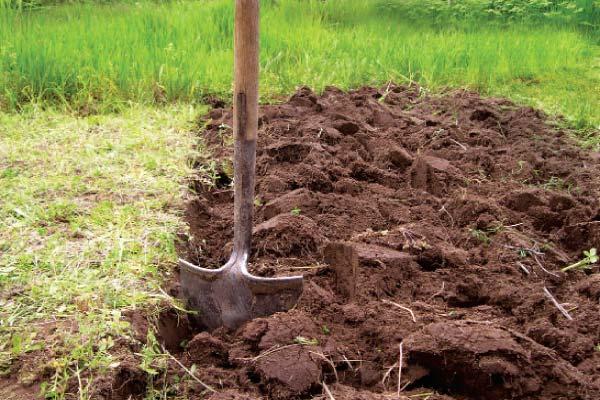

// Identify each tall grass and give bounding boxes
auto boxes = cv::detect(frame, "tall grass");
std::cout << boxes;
[0,0,598,127]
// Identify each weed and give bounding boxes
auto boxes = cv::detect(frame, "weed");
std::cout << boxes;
[562,248,598,272]
[291,207,301,216]
[510,162,529,177]
[540,242,553,252]
[540,176,576,192]
[294,336,319,346]
[469,223,504,245]
[470,228,491,245]
[199,160,221,188]
[138,331,165,377]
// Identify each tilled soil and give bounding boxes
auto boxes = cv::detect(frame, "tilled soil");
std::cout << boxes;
[153,86,600,400]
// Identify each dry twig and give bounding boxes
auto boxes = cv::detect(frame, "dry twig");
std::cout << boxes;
[448,138,467,151]
[309,351,339,382]
[543,287,573,321]
[161,345,216,393]
[322,382,336,400]
[339,354,356,371]
[397,342,404,398]
[517,262,530,275]
[438,205,455,227]
[533,254,560,278]
[382,361,398,389]
[428,282,445,299]
[236,344,300,362]
[382,299,417,323]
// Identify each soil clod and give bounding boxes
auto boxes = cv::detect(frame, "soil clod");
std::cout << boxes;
[323,242,359,300]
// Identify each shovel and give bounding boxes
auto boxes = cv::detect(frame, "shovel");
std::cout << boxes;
[179,0,303,331]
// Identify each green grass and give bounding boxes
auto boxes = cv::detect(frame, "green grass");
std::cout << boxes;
[0,0,599,130]
[0,105,201,398]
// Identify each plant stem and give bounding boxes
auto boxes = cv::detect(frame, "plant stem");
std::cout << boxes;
[562,260,586,272]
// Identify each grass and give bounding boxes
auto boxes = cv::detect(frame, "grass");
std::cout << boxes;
[0,0,598,132]
[0,104,202,398]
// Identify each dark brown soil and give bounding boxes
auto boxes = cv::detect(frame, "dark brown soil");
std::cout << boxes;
[174,85,600,400]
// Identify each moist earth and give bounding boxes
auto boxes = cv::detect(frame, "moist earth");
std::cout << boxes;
[7,85,599,400]
[173,85,600,399]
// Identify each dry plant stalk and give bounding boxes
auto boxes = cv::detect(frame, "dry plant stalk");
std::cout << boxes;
[397,342,404,398]
[161,344,216,393]
[309,351,339,382]
[322,382,336,400]
[236,344,300,362]
[543,287,573,321]
[382,299,417,323]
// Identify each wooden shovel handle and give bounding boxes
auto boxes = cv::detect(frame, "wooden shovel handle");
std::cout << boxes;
[234,0,259,141]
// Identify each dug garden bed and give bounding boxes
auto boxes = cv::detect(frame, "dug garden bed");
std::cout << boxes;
[117,85,600,399]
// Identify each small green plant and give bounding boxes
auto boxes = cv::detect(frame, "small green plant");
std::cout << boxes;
[322,325,330,335]
[138,331,166,376]
[469,228,491,245]
[562,248,598,272]
[200,160,220,188]
[290,207,301,216]
[254,196,263,207]
[469,223,504,246]
[518,248,529,258]
[595,344,600,352]
[541,176,575,192]
[293,336,319,346]
[221,160,234,180]
[516,160,526,172]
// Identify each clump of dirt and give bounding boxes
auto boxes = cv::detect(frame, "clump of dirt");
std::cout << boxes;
[92,361,147,400]
[404,321,592,398]
[174,84,600,399]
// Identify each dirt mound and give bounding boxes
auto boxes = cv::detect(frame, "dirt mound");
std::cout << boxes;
[175,85,600,399]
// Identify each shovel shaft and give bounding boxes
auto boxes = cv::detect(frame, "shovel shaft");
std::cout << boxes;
[233,0,259,257]
[234,0,259,141]
[179,0,303,331]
